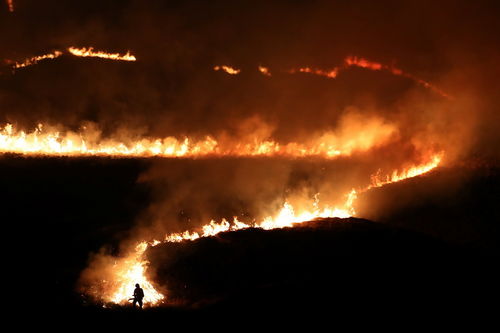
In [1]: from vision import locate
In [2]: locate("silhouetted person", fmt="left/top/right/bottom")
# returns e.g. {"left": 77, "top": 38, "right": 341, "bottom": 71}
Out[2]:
{"left": 133, "top": 283, "right": 144, "bottom": 309}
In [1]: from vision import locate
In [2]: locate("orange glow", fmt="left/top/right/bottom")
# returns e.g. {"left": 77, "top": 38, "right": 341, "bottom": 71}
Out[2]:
{"left": 0, "top": 120, "right": 398, "bottom": 158}
{"left": 293, "top": 67, "right": 338, "bottom": 78}
{"left": 214, "top": 65, "right": 241, "bottom": 75}
{"left": 108, "top": 189, "right": 357, "bottom": 305}
{"left": 13, "top": 51, "right": 63, "bottom": 69}
{"left": 344, "top": 56, "right": 451, "bottom": 98}
{"left": 5, "top": 50, "right": 449, "bottom": 98}
{"left": 6, "top": 0, "right": 13, "bottom": 12}
{"left": 366, "top": 153, "right": 443, "bottom": 190}
{"left": 258, "top": 65, "right": 272, "bottom": 76}
{"left": 290, "top": 56, "right": 450, "bottom": 99}
{"left": 104, "top": 153, "right": 442, "bottom": 306}
{"left": 106, "top": 242, "right": 165, "bottom": 305}
{"left": 68, "top": 47, "right": 136, "bottom": 61}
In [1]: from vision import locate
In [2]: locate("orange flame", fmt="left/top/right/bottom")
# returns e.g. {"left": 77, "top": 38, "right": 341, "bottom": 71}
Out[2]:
{"left": 107, "top": 242, "right": 165, "bottom": 305}
{"left": 345, "top": 56, "right": 383, "bottom": 70}
{"left": 104, "top": 153, "right": 442, "bottom": 306}
{"left": 290, "top": 56, "right": 451, "bottom": 99}
{"left": 258, "top": 65, "right": 272, "bottom": 76}
{"left": 108, "top": 190, "right": 357, "bottom": 305}
{"left": 0, "top": 120, "right": 398, "bottom": 158}
{"left": 345, "top": 56, "right": 451, "bottom": 98}
{"left": 5, "top": 50, "right": 450, "bottom": 99}
{"left": 214, "top": 65, "right": 241, "bottom": 75}
{"left": 67, "top": 47, "right": 136, "bottom": 61}
{"left": 293, "top": 67, "right": 339, "bottom": 78}
{"left": 13, "top": 51, "right": 63, "bottom": 69}
{"left": 366, "top": 153, "right": 443, "bottom": 190}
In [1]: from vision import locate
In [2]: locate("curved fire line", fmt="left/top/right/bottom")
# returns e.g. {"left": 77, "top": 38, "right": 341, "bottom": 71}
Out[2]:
{"left": 98, "top": 152, "right": 443, "bottom": 306}
{"left": 6, "top": 48, "right": 450, "bottom": 99}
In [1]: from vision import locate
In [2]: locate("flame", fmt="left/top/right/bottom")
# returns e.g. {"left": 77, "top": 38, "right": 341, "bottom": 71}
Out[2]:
{"left": 107, "top": 242, "right": 165, "bottom": 305}
{"left": 104, "top": 152, "right": 442, "bottom": 306}
{"left": 366, "top": 153, "right": 443, "bottom": 190}
{"left": 344, "top": 56, "right": 383, "bottom": 71}
{"left": 108, "top": 189, "right": 357, "bottom": 305}
{"left": 5, "top": 50, "right": 449, "bottom": 98}
{"left": 67, "top": 47, "right": 136, "bottom": 61}
{"left": 293, "top": 67, "right": 339, "bottom": 78}
{"left": 258, "top": 65, "right": 272, "bottom": 76}
{"left": 10, "top": 47, "right": 136, "bottom": 71}
{"left": 345, "top": 56, "right": 451, "bottom": 98}
{"left": 0, "top": 121, "right": 397, "bottom": 158}
{"left": 13, "top": 51, "right": 63, "bottom": 69}
{"left": 290, "top": 56, "right": 450, "bottom": 99}
{"left": 214, "top": 65, "right": 241, "bottom": 75}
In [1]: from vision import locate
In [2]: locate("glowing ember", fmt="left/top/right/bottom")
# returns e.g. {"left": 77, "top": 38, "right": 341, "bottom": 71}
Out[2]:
{"left": 104, "top": 242, "right": 165, "bottom": 305}
{"left": 68, "top": 47, "right": 137, "bottom": 61}
{"left": 0, "top": 120, "right": 397, "bottom": 158}
{"left": 6, "top": 0, "right": 13, "bottom": 12}
{"left": 104, "top": 153, "right": 442, "bottom": 306}
{"left": 258, "top": 65, "right": 272, "bottom": 76}
{"left": 290, "top": 56, "right": 450, "bottom": 99}
{"left": 214, "top": 65, "right": 241, "bottom": 75}
{"left": 13, "top": 51, "right": 63, "bottom": 69}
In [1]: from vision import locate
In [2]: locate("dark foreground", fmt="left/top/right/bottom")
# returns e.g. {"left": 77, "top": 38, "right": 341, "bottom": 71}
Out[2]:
{"left": 1, "top": 156, "right": 498, "bottom": 326}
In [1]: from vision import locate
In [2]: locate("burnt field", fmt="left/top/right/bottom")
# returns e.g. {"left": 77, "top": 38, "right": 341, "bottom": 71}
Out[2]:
{"left": 2, "top": 155, "right": 499, "bottom": 321}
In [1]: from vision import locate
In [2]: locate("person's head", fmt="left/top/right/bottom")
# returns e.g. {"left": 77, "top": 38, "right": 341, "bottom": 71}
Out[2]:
{"left": 135, "top": 283, "right": 140, "bottom": 288}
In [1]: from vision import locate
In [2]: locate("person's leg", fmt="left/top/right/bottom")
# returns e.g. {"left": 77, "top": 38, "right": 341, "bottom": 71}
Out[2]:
{"left": 139, "top": 299, "right": 143, "bottom": 309}
{"left": 133, "top": 299, "right": 137, "bottom": 308}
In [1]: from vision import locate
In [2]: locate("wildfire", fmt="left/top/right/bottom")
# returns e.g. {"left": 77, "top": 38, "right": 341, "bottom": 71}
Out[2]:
{"left": 67, "top": 47, "right": 137, "bottom": 61}
{"left": 108, "top": 189, "right": 357, "bottom": 305}
{"left": 13, "top": 51, "right": 63, "bottom": 69}
{"left": 104, "top": 153, "right": 442, "bottom": 306}
{"left": 0, "top": 121, "right": 397, "bottom": 158}
{"left": 108, "top": 242, "right": 165, "bottom": 305}
{"left": 344, "top": 56, "right": 451, "bottom": 99}
{"left": 214, "top": 65, "right": 241, "bottom": 75}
